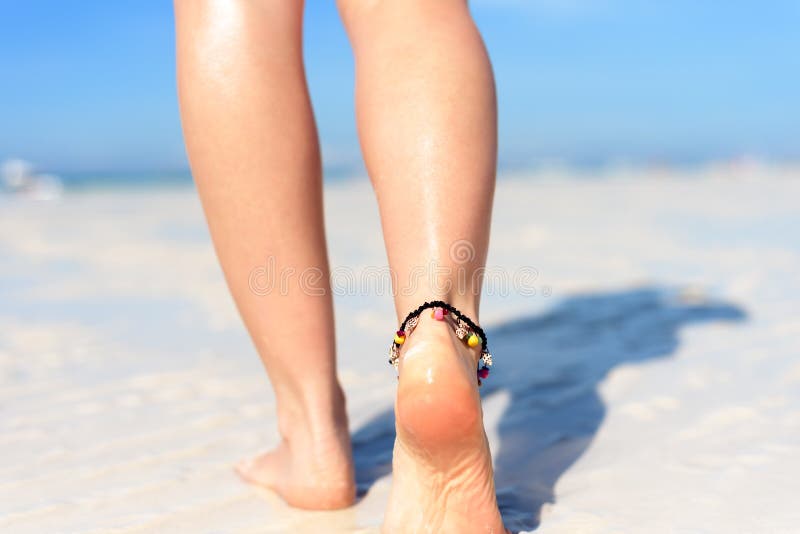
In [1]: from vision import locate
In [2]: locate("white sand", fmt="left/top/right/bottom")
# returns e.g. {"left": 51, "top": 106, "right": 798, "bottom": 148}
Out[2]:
{"left": 1, "top": 166, "right": 799, "bottom": 533}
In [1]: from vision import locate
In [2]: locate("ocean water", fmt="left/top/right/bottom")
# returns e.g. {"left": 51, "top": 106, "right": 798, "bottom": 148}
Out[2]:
{"left": 58, "top": 170, "right": 195, "bottom": 190}
{"left": 4, "top": 157, "right": 794, "bottom": 196}
{"left": 11, "top": 153, "right": 699, "bottom": 193}
{"left": 38, "top": 163, "right": 635, "bottom": 192}
{"left": 0, "top": 162, "right": 368, "bottom": 196}
{"left": 58, "top": 164, "right": 370, "bottom": 191}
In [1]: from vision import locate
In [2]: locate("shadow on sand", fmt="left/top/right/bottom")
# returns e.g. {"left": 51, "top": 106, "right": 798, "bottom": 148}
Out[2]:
{"left": 351, "top": 286, "right": 745, "bottom": 532}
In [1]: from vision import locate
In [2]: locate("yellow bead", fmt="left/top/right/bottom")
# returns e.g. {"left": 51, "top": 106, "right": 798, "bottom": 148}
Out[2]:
{"left": 394, "top": 334, "right": 405, "bottom": 345}
{"left": 467, "top": 333, "right": 480, "bottom": 348}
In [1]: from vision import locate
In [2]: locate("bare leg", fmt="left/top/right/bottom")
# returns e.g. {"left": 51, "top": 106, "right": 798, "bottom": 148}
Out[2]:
{"left": 174, "top": 0, "right": 355, "bottom": 509}
{"left": 338, "top": 0, "right": 505, "bottom": 531}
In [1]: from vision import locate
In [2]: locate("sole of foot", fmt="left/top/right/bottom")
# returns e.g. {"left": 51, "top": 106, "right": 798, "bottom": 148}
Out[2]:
{"left": 383, "top": 313, "right": 507, "bottom": 533}
{"left": 236, "top": 429, "right": 356, "bottom": 510}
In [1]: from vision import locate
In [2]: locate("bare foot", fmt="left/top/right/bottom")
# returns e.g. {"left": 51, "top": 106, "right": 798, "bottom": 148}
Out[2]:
{"left": 384, "top": 314, "right": 507, "bottom": 533}
{"left": 236, "top": 400, "right": 356, "bottom": 510}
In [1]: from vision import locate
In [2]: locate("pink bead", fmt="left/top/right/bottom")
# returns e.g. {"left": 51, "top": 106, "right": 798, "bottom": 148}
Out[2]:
{"left": 478, "top": 367, "right": 490, "bottom": 379}
{"left": 433, "top": 308, "right": 444, "bottom": 321}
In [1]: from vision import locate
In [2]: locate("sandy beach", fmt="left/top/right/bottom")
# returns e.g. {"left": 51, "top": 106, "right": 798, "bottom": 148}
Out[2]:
{"left": 1, "top": 166, "right": 799, "bottom": 533}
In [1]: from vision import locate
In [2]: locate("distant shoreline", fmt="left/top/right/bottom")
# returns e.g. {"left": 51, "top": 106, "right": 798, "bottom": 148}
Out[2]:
{"left": 41, "top": 158, "right": 800, "bottom": 192}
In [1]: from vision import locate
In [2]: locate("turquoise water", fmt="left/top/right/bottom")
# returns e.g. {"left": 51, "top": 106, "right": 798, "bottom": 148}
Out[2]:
{"left": 47, "top": 164, "right": 617, "bottom": 191}
{"left": 49, "top": 156, "right": 679, "bottom": 190}
{"left": 24, "top": 158, "right": 797, "bottom": 192}
{"left": 56, "top": 163, "right": 365, "bottom": 190}
{"left": 58, "top": 170, "right": 195, "bottom": 190}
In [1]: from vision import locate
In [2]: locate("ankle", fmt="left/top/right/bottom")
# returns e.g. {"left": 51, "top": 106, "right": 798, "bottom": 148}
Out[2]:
{"left": 393, "top": 301, "right": 487, "bottom": 375}
{"left": 396, "top": 296, "right": 480, "bottom": 325}
{"left": 276, "top": 381, "right": 349, "bottom": 445}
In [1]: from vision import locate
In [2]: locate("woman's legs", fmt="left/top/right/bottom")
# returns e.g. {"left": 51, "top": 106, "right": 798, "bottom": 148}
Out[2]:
{"left": 338, "top": 1, "right": 505, "bottom": 531}
{"left": 174, "top": 0, "right": 355, "bottom": 509}
{"left": 339, "top": 0, "right": 496, "bottom": 321}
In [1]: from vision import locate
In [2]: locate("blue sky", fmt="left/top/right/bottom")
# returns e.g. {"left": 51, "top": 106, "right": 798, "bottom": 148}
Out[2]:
{"left": 1, "top": 1, "right": 798, "bottom": 174}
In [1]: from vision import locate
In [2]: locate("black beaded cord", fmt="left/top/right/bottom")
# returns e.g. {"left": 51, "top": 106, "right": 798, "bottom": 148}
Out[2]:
{"left": 398, "top": 300, "right": 488, "bottom": 353}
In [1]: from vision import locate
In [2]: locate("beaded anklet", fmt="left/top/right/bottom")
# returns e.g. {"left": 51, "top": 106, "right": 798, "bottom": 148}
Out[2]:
{"left": 389, "top": 300, "right": 493, "bottom": 386}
